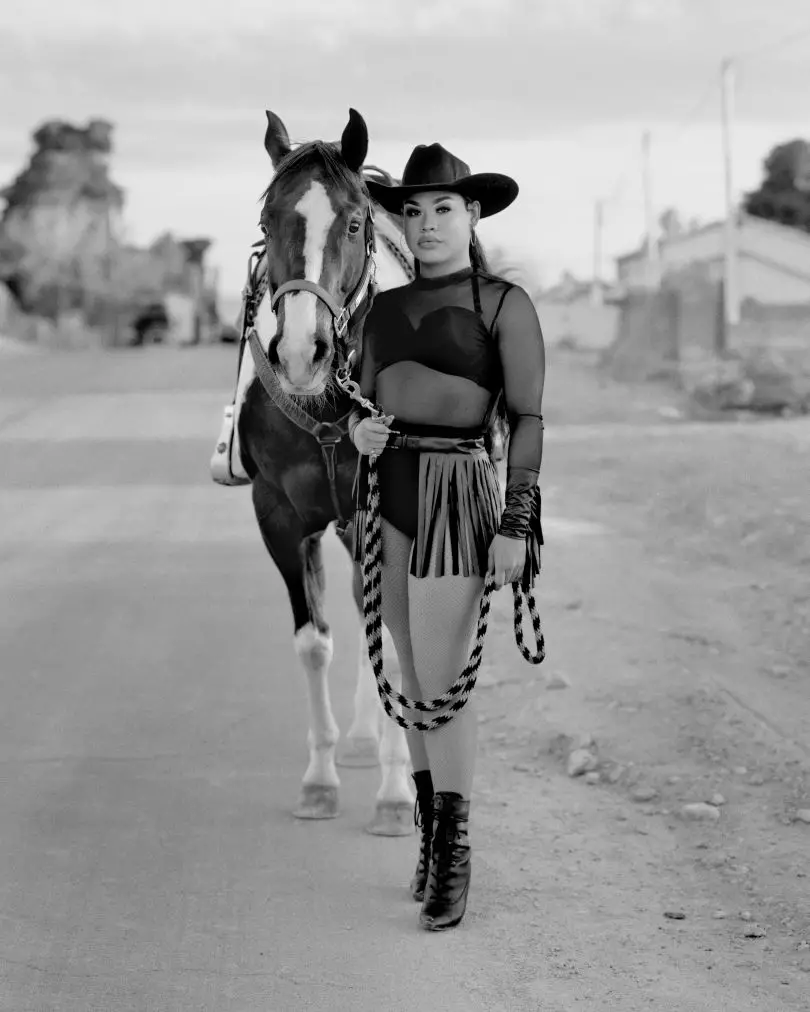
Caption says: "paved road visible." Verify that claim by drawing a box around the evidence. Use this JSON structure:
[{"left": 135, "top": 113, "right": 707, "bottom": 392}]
[{"left": 0, "top": 345, "right": 518, "bottom": 1011}]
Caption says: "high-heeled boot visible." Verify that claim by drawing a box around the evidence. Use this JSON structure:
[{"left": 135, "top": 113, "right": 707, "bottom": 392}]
[
  {"left": 410, "top": 770, "right": 434, "bottom": 902},
  {"left": 419, "top": 791, "right": 471, "bottom": 931}
]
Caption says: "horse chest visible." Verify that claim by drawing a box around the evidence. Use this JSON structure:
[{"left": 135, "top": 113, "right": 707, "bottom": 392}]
[{"left": 280, "top": 453, "right": 352, "bottom": 518}]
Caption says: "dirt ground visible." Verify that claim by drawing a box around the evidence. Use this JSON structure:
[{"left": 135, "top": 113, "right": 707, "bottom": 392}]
[
  {"left": 2, "top": 339, "right": 807, "bottom": 1009},
  {"left": 466, "top": 347, "right": 810, "bottom": 1008}
]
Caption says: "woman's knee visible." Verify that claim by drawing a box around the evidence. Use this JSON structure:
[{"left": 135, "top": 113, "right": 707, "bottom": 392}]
[{"left": 400, "top": 663, "right": 421, "bottom": 696}]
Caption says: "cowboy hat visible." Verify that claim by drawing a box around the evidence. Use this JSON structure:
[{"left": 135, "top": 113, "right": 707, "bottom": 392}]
[{"left": 366, "top": 143, "right": 518, "bottom": 218}]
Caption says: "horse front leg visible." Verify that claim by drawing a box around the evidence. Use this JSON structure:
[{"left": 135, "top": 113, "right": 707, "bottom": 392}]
[
  {"left": 254, "top": 483, "right": 340, "bottom": 819},
  {"left": 294, "top": 532, "right": 342, "bottom": 818},
  {"left": 337, "top": 628, "right": 383, "bottom": 768},
  {"left": 366, "top": 648, "right": 415, "bottom": 837},
  {"left": 343, "top": 554, "right": 413, "bottom": 836}
]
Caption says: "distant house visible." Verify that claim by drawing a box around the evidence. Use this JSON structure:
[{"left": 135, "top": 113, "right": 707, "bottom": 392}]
[
  {"left": 540, "top": 272, "right": 623, "bottom": 307},
  {"left": 535, "top": 272, "right": 621, "bottom": 350},
  {"left": 616, "top": 214, "right": 810, "bottom": 305}
]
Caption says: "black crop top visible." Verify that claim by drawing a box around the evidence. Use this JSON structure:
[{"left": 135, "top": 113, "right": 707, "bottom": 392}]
[
  {"left": 356, "top": 265, "right": 545, "bottom": 475},
  {"left": 371, "top": 271, "right": 504, "bottom": 392}
]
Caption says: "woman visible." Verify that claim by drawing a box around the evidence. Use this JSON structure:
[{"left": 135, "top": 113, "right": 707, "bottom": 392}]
[{"left": 350, "top": 143, "right": 545, "bottom": 931}]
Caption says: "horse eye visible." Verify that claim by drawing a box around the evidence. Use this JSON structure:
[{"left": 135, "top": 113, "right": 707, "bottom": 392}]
[{"left": 348, "top": 220, "right": 361, "bottom": 235}]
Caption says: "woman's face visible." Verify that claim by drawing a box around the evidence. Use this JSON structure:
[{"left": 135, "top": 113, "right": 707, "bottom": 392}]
[{"left": 401, "top": 191, "right": 480, "bottom": 269}]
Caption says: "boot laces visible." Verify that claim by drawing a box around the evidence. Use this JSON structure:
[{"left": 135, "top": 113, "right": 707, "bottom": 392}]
[{"left": 432, "top": 815, "right": 467, "bottom": 865}]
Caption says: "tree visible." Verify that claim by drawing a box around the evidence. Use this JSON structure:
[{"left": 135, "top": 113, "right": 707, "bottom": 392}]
[
  {"left": 658, "top": 208, "right": 684, "bottom": 239},
  {"left": 743, "top": 139, "right": 810, "bottom": 233}
]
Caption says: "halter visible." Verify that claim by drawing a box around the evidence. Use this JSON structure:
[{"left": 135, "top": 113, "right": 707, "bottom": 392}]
[{"left": 268, "top": 207, "right": 377, "bottom": 369}]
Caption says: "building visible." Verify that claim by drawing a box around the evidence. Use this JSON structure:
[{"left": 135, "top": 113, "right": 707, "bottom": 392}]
[
  {"left": 616, "top": 214, "right": 810, "bottom": 305},
  {"left": 534, "top": 272, "right": 622, "bottom": 350}
]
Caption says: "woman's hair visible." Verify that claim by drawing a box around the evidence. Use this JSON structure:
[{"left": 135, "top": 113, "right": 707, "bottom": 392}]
[{"left": 470, "top": 231, "right": 490, "bottom": 273}]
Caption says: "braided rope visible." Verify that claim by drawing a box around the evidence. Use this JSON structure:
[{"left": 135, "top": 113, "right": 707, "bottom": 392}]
[
  {"left": 377, "top": 232, "right": 416, "bottom": 281},
  {"left": 361, "top": 454, "right": 545, "bottom": 733}
]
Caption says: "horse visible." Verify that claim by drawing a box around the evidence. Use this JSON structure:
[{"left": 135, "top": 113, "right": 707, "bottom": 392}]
[{"left": 236, "top": 108, "right": 416, "bottom": 835}]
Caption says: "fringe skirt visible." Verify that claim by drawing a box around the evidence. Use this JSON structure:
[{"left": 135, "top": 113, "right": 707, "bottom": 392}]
[{"left": 351, "top": 424, "right": 543, "bottom": 590}]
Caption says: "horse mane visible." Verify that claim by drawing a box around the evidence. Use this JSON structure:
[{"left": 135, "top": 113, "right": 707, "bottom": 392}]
[{"left": 261, "top": 140, "right": 367, "bottom": 201}]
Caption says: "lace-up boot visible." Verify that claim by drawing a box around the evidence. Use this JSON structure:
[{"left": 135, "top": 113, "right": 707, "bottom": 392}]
[
  {"left": 410, "top": 770, "right": 434, "bottom": 901},
  {"left": 419, "top": 791, "right": 471, "bottom": 931}
]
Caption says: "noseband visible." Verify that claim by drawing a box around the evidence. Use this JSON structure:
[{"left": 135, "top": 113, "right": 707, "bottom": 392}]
[{"left": 268, "top": 206, "right": 377, "bottom": 365}]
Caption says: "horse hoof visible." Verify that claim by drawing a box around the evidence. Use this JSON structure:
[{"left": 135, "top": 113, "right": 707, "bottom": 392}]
[
  {"left": 365, "top": 800, "right": 414, "bottom": 837},
  {"left": 293, "top": 785, "right": 339, "bottom": 820},
  {"left": 336, "top": 736, "right": 380, "bottom": 768}
]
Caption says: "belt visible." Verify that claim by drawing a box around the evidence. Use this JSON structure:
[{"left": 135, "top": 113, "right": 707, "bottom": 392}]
[{"left": 385, "top": 432, "right": 486, "bottom": 453}]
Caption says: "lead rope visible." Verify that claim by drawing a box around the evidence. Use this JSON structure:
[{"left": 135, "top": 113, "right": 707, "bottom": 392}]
[{"left": 339, "top": 387, "right": 545, "bottom": 732}]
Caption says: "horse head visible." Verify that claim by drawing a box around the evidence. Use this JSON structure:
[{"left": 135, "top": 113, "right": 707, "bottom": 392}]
[{"left": 259, "top": 108, "right": 374, "bottom": 397}]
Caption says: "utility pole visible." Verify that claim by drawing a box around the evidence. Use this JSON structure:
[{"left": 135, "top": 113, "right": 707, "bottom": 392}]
[
  {"left": 721, "top": 57, "right": 740, "bottom": 328},
  {"left": 642, "top": 129, "right": 660, "bottom": 288},
  {"left": 591, "top": 198, "right": 604, "bottom": 306}
]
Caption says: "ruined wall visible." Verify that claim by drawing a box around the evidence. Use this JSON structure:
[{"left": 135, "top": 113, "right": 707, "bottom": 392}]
[
  {"left": 0, "top": 120, "right": 122, "bottom": 321},
  {"left": 0, "top": 119, "right": 219, "bottom": 347}
]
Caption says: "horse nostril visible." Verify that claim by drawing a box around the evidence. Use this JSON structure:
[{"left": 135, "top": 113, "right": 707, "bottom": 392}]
[
  {"left": 313, "top": 338, "right": 330, "bottom": 363},
  {"left": 267, "top": 336, "right": 280, "bottom": 367}
]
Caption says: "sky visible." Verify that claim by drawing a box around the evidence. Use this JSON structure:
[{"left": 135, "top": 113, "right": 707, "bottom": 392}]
[{"left": 2, "top": 0, "right": 810, "bottom": 304}]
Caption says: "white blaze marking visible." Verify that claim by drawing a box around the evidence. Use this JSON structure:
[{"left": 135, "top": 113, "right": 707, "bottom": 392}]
[{"left": 281, "top": 181, "right": 336, "bottom": 377}]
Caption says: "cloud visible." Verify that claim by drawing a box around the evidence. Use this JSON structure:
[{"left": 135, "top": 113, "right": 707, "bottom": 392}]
[
  {"left": 1, "top": 0, "right": 684, "bottom": 40},
  {"left": 2, "top": 0, "right": 810, "bottom": 297},
  {"left": 3, "top": 0, "right": 809, "bottom": 152}
]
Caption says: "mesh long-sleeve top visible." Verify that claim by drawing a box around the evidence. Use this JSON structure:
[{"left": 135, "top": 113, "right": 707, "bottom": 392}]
[
  {"left": 351, "top": 265, "right": 545, "bottom": 584},
  {"left": 357, "top": 264, "right": 545, "bottom": 470}
]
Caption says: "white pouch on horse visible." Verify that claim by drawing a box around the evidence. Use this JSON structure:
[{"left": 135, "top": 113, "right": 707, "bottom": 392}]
[{"left": 210, "top": 248, "right": 275, "bottom": 485}]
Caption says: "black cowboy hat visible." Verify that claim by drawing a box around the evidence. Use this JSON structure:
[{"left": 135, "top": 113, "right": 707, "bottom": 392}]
[{"left": 366, "top": 143, "right": 518, "bottom": 218}]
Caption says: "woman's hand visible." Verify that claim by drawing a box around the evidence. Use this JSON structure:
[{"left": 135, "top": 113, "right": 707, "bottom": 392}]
[
  {"left": 352, "top": 414, "right": 394, "bottom": 457},
  {"left": 487, "top": 533, "right": 525, "bottom": 589}
]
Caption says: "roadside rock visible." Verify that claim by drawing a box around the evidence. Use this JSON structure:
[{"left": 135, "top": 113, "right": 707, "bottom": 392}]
[
  {"left": 631, "top": 787, "right": 659, "bottom": 803},
  {"left": 567, "top": 748, "right": 598, "bottom": 778},
  {"left": 545, "top": 671, "right": 571, "bottom": 690},
  {"left": 603, "top": 764, "right": 624, "bottom": 784},
  {"left": 681, "top": 802, "right": 721, "bottom": 822}
]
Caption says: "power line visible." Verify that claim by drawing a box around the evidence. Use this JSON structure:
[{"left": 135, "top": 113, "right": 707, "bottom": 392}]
[
  {"left": 604, "top": 147, "right": 640, "bottom": 207},
  {"left": 600, "top": 67, "right": 721, "bottom": 211},
  {"left": 732, "top": 23, "right": 810, "bottom": 65},
  {"left": 666, "top": 74, "right": 720, "bottom": 149}
]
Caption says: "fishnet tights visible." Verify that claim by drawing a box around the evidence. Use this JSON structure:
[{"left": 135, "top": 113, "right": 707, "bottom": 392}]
[{"left": 380, "top": 520, "right": 483, "bottom": 797}]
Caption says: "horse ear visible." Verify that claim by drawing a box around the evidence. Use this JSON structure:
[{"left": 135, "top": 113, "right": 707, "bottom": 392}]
[
  {"left": 264, "top": 110, "right": 292, "bottom": 166},
  {"left": 340, "top": 108, "right": 368, "bottom": 173}
]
